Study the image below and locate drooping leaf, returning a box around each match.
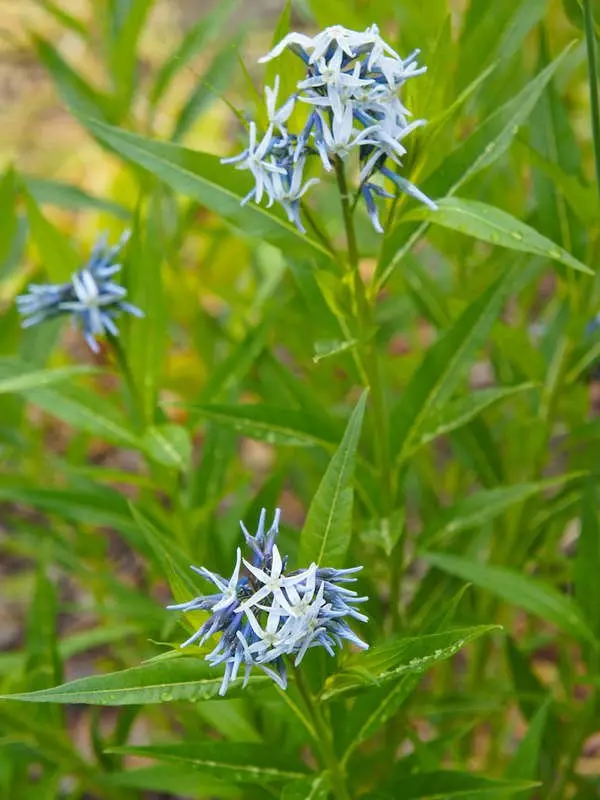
[143,424,192,471]
[79,118,333,264]
[406,198,591,274]
[414,384,535,452]
[377,44,574,288]
[323,625,498,701]
[424,552,595,644]
[0,364,98,394]
[24,175,129,218]
[189,403,339,448]
[108,742,309,784]
[377,770,538,799]
[420,474,584,548]
[299,390,368,566]
[32,34,112,122]
[0,656,267,705]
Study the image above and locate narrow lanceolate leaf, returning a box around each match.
[32,35,112,122]
[299,390,368,566]
[24,175,129,218]
[505,699,551,780]
[23,188,81,281]
[282,774,330,800]
[143,424,192,471]
[125,211,166,426]
[424,553,595,644]
[575,486,600,638]
[323,626,497,701]
[27,386,141,448]
[406,198,592,275]
[0,657,267,704]
[0,365,98,394]
[376,44,574,289]
[108,743,309,784]
[414,384,535,452]
[129,504,199,603]
[80,118,333,264]
[390,270,519,464]
[189,404,339,448]
[379,771,539,799]
[420,474,584,548]
[103,765,240,798]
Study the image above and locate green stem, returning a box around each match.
[334,158,392,514]
[583,0,600,199]
[293,667,352,800]
[334,157,359,270]
[107,334,143,430]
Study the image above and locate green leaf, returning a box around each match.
[312,338,359,363]
[0,365,98,394]
[281,775,330,800]
[380,771,538,799]
[420,474,584,548]
[129,504,198,602]
[33,0,89,38]
[575,486,600,637]
[106,0,155,118]
[24,175,129,218]
[124,212,166,426]
[108,742,308,784]
[189,403,339,447]
[80,118,332,263]
[0,656,267,705]
[22,383,142,449]
[0,168,18,268]
[22,188,80,281]
[414,384,535,452]
[377,44,574,289]
[505,699,551,780]
[299,390,368,566]
[171,37,241,142]
[407,198,592,275]
[324,626,497,701]
[143,424,192,471]
[390,269,520,463]
[32,34,112,122]
[150,0,239,107]
[0,481,143,545]
[423,552,595,644]
[103,765,241,797]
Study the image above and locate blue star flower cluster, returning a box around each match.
[168,509,368,695]
[221,23,436,233]
[17,231,142,352]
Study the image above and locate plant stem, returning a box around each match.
[107,333,143,430]
[334,157,359,271]
[293,667,352,800]
[334,157,392,514]
[583,0,600,199]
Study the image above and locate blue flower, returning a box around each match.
[221,23,437,235]
[16,231,143,353]
[168,508,368,695]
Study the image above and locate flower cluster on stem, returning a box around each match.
[17,231,143,353]
[221,23,436,234]
[168,508,368,696]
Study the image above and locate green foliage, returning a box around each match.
[2,1,600,799]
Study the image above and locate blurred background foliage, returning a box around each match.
[1,0,600,798]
